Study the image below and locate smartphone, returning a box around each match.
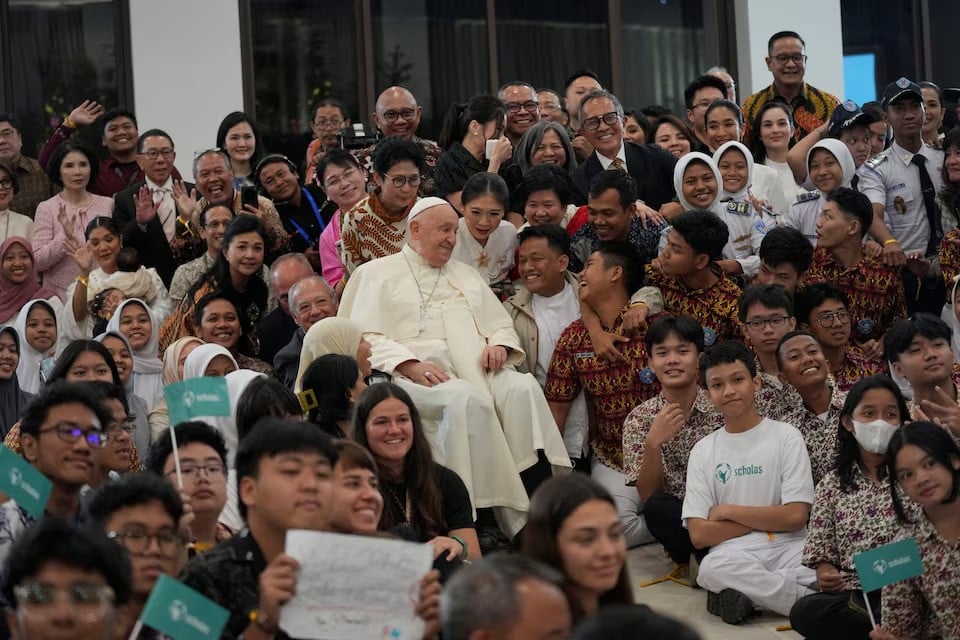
[241,186,259,210]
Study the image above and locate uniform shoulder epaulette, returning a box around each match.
[865,151,889,170]
[795,190,820,204]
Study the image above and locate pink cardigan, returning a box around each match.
[318,209,345,288]
[31,193,115,301]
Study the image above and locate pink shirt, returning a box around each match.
[319,209,344,287]
[31,193,115,301]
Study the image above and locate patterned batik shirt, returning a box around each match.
[645,263,745,344]
[908,363,960,448]
[881,514,960,639]
[803,249,908,345]
[568,217,667,273]
[545,311,660,471]
[939,226,960,291]
[621,390,723,499]
[741,82,840,147]
[802,466,908,591]
[779,382,848,485]
[339,190,416,277]
[834,346,889,393]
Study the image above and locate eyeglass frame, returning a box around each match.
[582,111,622,132]
[0,128,19,141]
[0,176,14,190]
[139,148,175,161]
[771,53,807,66]
[743,315,791,331]
[313,116,344,129]
[816,309,851,328]
[105,418,137,439]
[382,173,424,188]
[322,165,362,190]
[165,462,227,479]
[107,527,185,556]
[13,582,115,616]
[37,422,108,448]
[505,101,540,114]
[380,108,418,123]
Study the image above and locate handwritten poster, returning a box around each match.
[281,530,432,640]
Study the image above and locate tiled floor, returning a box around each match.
[627,544,804,640]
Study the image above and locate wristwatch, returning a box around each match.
[249,608,272,633]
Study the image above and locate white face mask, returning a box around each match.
[851,419,900,454]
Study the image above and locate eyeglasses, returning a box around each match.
[691,100,715,111]
[0,177,13,190]
[314,117,343,129]
[38,422,107,448]
[383,174,423,188]
[203,219,231,230]
[0,128,19,141]
[505,101,539,114]
[323,166,361,190]
[14,582,114,619]
[582,112,621,131]
[105,418,137,439]
[744,315,790,331]
[107,528,184,555]
[381,108,417,123]
[167,462,227,479]
[772,54,807,65]
[541,102,562,112]
[139,148,174,161]
[816,309,850,328]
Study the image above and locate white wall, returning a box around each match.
[128,0,246,179]
[734,0,845,101]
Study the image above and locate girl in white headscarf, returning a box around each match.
[780,139,856,245]
[294,317,372,393]
[14,299,58,394]
[107,299,164,409]
[182,343,239,380]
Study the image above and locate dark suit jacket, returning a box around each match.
[571,141,678,209]
[113,180,195,287]
[274,328,305,389]
[257,307,298,368]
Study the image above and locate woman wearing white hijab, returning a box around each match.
[182,343,239,380]
[14,299,59,394]
[780,139,856,245]
[106,298,164,409]
[294,317,372,393]
[214,369,265,532]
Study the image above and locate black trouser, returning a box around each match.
[644,491,707,565]
[903,270,947,316]
[789,590,879,640]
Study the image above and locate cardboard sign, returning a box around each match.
[854,538,925,593]
[163,378,231,426]
[0,446,51,518]
[139,574,229,640]
[281,530,432,639]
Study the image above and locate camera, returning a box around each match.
[338,123,381,151]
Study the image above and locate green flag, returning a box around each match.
[0,446,51,518]
[854,538,925,593]
[164,377,231,426]
[140,574,229,640]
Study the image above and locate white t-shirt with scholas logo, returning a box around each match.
[681,417,814,546]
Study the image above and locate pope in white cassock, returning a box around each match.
[338,197,572,536]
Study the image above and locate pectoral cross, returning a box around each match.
[478,250,489,269]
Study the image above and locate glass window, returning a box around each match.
[495,1,611,100]
[841,0,918,101]
[251,0,359,170]
[7,0,123,156]
[371,0,488,141]
[621,1,706,115]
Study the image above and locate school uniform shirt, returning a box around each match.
[781,139,857,246]
[778,383,848,485]
[545,309,661,471]
[881,513,960,639]
[803,249,908,346]
[802,466,906,592]
[645,263,745,344]
[450,219,518,285]
[833,346,889,393]
[859,141,945,256]
[681,417,814,548]
[621,390,723,499]
[939,226,960,290]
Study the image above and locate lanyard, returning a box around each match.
[288,188,326,245]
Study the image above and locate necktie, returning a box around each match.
[851,174,859,191]
[612,158,624,170]
[153,188,175,240]
[911,154,943,255]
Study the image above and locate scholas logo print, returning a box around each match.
[715,462,764,484]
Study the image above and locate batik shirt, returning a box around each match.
[802,466,907,591]
[833,346,889,393]
[803,249,908,345]
[568,217,667,273]
[779,382,848,485]
[621,390,723,499]
[339,190,416,277]
[545,309,660,471]
[645,263,744,344]
[881,514,960,639]
[908,363,960,448]
[741,82,840,147]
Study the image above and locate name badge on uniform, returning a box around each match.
[858,318,876,335]
[894,196,907,214]
[639,367,656,384]
[574,351,596,360]
[703,327,718,347]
